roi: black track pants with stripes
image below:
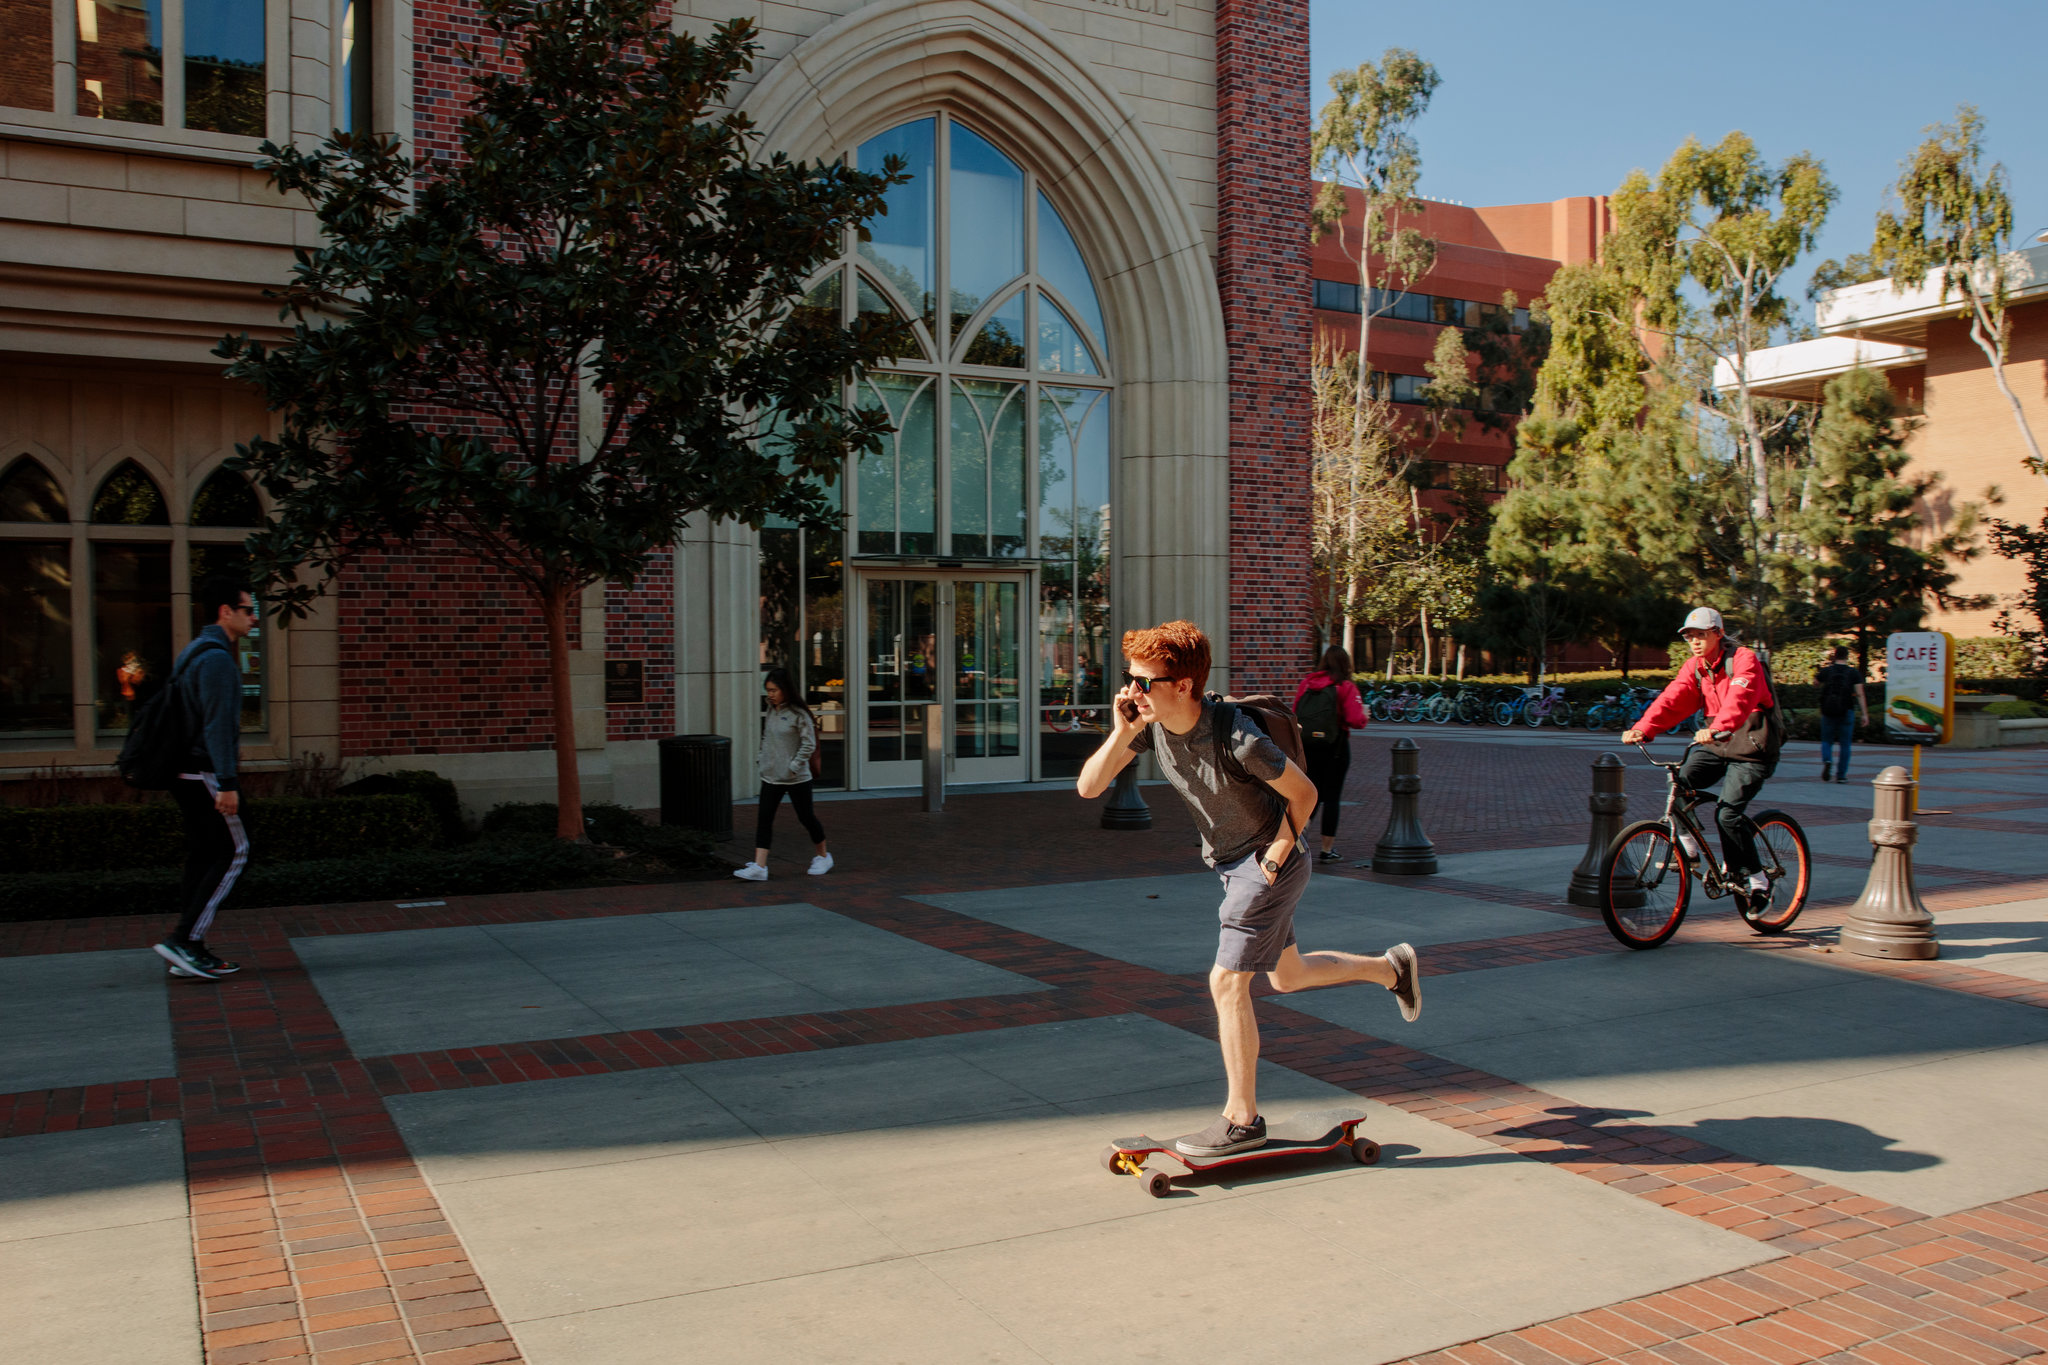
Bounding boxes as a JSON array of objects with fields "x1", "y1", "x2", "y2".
[{"x1": 169, "y1": 775, "x2": 249, "y2": 945}]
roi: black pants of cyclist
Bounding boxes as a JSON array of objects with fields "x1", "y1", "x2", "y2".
[
  {"x1": 755, "y1": 780, "x2": 825, "y2": 849},
  {"x1": 1677, "y1": 748, "x2": 1776, "y2": 877},
  {"x1": 1303, "y1": 741, "x2": 1350, "y2": 838}
]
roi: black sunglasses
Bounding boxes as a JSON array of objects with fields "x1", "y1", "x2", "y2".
[{"x1": 1122, "y1": 671, "x2": 1171, "y2": 693}]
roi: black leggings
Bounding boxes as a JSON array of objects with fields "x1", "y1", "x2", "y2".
[
  {"x1": 1303, "y1": 741, "x2": 1351, "y2": 838},
  {"x1": 755, "y1": 780, "x2": 825, "y2": 849}
]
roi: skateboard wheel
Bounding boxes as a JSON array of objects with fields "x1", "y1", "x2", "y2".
[
  {"x1": 1144, "y1": 1170, "x2": 1172, "y2": 1198},
  {"x1": 1352, "y1": 1138, "x2": 1381, "y2": 1166},
  {"x1": 1099, "y1": 1144, "x2": 1123, "y2": 1174}
]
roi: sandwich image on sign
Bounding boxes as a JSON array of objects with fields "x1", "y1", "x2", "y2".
[{"x1": 1886, "y1": 693, "x2": 1941, "y2": 735}]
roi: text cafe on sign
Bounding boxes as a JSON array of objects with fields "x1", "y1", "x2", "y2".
[{"x1": 1884, "y1": 631, "x2": 1955, "y2": 743}]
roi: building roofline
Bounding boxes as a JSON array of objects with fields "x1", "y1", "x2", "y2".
[
  {"x1": 1711, "y1": 336, "x2": 1925, "y2": 402},
  {"x1": 1815, "y1": 243, "x2": 2048, "y2": 344}
]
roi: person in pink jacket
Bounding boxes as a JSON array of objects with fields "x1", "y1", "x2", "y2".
[
  {"x1": 1293, "y1": 646, "x2": 1369, "y2": 863},
  {"x1": 1622, "y1": 607, "x2": 1784, "y2": 898}
]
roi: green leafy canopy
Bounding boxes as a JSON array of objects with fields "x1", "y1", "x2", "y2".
[{"x1": 215, "y1": 0, "x2": 911, "y2": 615}]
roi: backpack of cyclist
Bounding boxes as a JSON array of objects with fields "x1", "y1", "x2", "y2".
[
  {"x1": 1704, "y1": 649, "x2": 1785, "y2": 762},
  {"x1": 1293, "y1": 682, "x2": 1344, "y2": 750}
]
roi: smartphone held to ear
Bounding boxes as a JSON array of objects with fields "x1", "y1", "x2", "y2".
[{"x1": 1118, "y1": 697, "x2": 1141, "y2": 723}]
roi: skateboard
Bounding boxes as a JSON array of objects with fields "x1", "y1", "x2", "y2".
[{"x1": 1099, "y1": 1108, "x2": 1378, "y2": 1197}]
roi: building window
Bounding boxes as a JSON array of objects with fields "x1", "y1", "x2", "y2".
[
  {"x1": 1313, "y1": 278, "x2": 1361, "y2": 314},
  {"x1": 0, "y1": 0, "x2": 299, "y2": 143},
  {"x1": 768, "y1": 113, "x2": 1115, "y2": 781}
]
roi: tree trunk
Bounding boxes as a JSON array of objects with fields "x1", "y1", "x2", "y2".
[
  {"x1": 1456, "y1": 642, "x2": 1466, "y2": 681},
  {"x1": 1419, "y1": 605, "x2": 1433, "y2": 676},
  {"x1": 1967, "y1": 303, "x2": 2047, "y2": 482},
  {"x1": 540, "y1": 580, "x2": 585, "y2": 841},
  {"x1": 1621, "y1": 640, "x2": 1632, "y2": 680}
]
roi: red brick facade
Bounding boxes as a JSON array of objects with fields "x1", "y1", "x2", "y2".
[{"x1": 1215, "y1": 0, "x2": 1313, "y2": 694}]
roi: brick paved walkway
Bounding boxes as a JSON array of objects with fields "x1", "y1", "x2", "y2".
[{"x1": 3, "y1": 734, "x2": 2043, "y2": 1364}]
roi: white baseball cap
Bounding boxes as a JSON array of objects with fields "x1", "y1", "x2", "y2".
[{"x1": 1679, "y1": 607, "x2": 1724, "y2": 634}]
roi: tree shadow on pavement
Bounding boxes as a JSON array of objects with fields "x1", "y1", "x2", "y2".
[{"x1": 1498, "y1": 1105, "x2": 1941, "y2": 1174}]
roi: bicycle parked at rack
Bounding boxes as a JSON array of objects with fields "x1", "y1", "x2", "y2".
[
  {"x1": 1597, "y1": 743, "x2": 1812, "y2": 949},
  {"x1": 1521, "y1": 684, "x2": 1574, "y2": 729}
]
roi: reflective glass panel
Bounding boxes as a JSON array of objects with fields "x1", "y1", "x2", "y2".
[
  {"x1": 1037, "y1": 387, "x2": 1104, "y2": 561},
  {"x1": 0, "y1": 0, "x2": 55, "y2": 110},
  {"x1": 854, "y1": 272, "x2": 923, "y2": 360},
  {"x1": 189, "y1": 543, "x2": 264, "y2": 731},
  {"x1": 989, "y1": 387, "x2": 1026, "y2": 558},
  {"x1": 791, "y1": 269, "x2": 841, "y2": 336},
  {"x1": 0, "y1": 458, "x2": 67, "y2": 521},
  {"x1": 340, "y1": 0, "x2": 371, "y2": 134},
  {"x1": 759, "y1": 526, "x2": 799, "y2": 673},
  {"x1": 897, "y1": 380, "x2": 936, "y2": 555},
  {"x1": 948, "y1": 381, "x2": 989, "y2": 558},
  {"x1": 855, "y1": 119, "x2": 937, "y2": 340},
  {"x1": 0, "y1": 541, "x2": 72, "y2": 735},
  {"x1": 94, "y1": 542, "x2": 170, "y2": 732},
  {"x1": 190, "y1": 468, "x2": 261, "y2": 525},
  {"x1": 184, "y1": 0, "x2": 263, "y2": 135},
  {"x1": 1036, "y1": 192, "x2": 1107, "y2": 348},
  {"x1": 91, "y1": 460, "x2": 168, "y2": 524},
  {"x1": 947, "y1": 124, "x2": 1024, "y2": 347},
  {"x1": 1036, "y1": 295, "x2": 1098, "y2": 376},
  {"x1": 959, "y1": 289, "x2": 1025, "y2": 369},
  {"x1": 803, "y1": 528, "x2": 846, "y2": 787},
  {"x1": 77, "y1": 0, "x2": 162, "y2": 125}
]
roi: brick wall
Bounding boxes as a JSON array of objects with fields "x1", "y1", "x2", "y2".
[
  {"x1": 336, "y1": 0, "x2": 677, "y2": 760},
  {"x1": 1215, "y1": 0, "x2": 1312, "y2": 692}
]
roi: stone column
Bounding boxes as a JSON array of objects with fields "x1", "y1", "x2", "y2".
[
  {"x1": 1841, "y1": 765, "x2": 1939, "y2": 960},
  {"x1": 1568, "y1": 752, "x2": 1632, "y2": 908}
]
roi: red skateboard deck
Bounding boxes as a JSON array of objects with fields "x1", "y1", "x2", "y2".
[{"x1": 1099, "y1": 1108, "x2": 1377, "y2": 1197}]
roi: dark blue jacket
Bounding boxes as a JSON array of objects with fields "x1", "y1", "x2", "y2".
[{"x1": 174, "y1": 625, "x2": 243, "y2": 790}]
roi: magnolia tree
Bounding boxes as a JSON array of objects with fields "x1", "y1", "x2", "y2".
[{"x1": 219, "y1": 0, "x2": 908, "y2": 839}]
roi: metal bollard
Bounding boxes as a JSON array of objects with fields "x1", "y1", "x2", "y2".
[
  {"x1": 1100, "y1": 761, "x2": 1152, "y2": 830},
  {"x1": 1368, "y1": 738, "x2": 1437, "y2": 874},
  {"x1": 1568, "y1": 752, "x2": 1635, "y2": 908},
  {"x1": 1841, "y1": 765, "x2": 1938, "y2": 960},
  {"x1": 921, "y1": 703, "x2": 945, "y2": 813}
]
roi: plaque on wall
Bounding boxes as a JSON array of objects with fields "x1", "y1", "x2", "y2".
[{"x1": 604, "y1": 659, "x2": 644, "y2": 705}]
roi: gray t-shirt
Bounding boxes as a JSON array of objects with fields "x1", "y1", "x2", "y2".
[{"x1": 1129, "y1": 699, "x2": 1292, "y2": 866}]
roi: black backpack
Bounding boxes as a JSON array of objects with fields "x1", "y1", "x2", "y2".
[
  {"x1": 116, "y1": 640, "x2": 228, "y2": 790},
  {"x1": 1817, "y1": 664, "x2": 1858, "y2": 719},
  {"x1": 1293, "y1": 682, "x2": 1344, "y2": 749}
]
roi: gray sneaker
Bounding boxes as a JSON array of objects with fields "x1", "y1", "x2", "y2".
[
  {"x1": 1387, "y1": 942, "x2": 1422, "y2": 1022},
  {"x1": 154, "y1": 941, "x2": 222, "y2": 980},
  {"x1": 1176, "y1": 1115, "x2": 1266, "y2": 1158}
]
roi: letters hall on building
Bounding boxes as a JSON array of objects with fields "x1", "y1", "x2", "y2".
[{"x1": 0, "y1": 0, "x2": 1316, "y2": 810}]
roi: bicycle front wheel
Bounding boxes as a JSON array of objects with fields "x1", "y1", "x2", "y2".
[
  {"x1": 1741, "y1": 810, "x2": 1811, "y2": 934},
  {"x1": 1428, "y1": 695, "x2": 1453, "y2": 724},
  {"x1": 1455, "y1": 695, "x2": 1482, "y2": 725},
  {"x1": 1552, "y1": 701, "x2": 1574, "y2": 729},
  {"x1": 1601, "y1": 821, "x2": 1691, "y2": 949}
]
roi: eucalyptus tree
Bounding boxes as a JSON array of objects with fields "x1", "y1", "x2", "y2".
[
  {"x1": 1871, "y1": 106, "x2": 2042, "y2": 481},
  {"x1": 217, "y1": 0, "x2": 908, "y2": 838}
]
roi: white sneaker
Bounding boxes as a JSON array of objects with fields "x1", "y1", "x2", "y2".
[
  {"x1": 733, "y1": 862, "x2": 768, "y2": 882},
  {"x1": 808, "y1": 853, "x2": 834, "y2": 876},
  {"x1": 1746, "y1": 871, "x2": 1772, "y2": 894}
]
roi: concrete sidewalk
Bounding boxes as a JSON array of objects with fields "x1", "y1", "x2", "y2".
[{"x1": 2, "y1": 737, "x2": 2044, "y2": 1365}]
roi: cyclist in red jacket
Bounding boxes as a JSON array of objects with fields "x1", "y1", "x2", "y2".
[{"x1": 1621, "y1": 607, "x2": 1785, "y2": 901}]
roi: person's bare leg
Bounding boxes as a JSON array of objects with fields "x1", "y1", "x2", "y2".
[
  {"x1": 1267, "y1": 943, "x2": 1396, "y2": 993},
  {"x1": 1319, "y1": 832, "x2": 1335, "y2": 855},
  {"x1": 753, "y1": 846, "x2": 771, "y2": 865},
  {"x1": 1209, "y1": 965, "x2": 1261, "y2": 1126}
]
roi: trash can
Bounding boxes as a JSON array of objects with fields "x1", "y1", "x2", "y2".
[{"x1": 659, "y1": 734, "x2": 733, "y2": 841}]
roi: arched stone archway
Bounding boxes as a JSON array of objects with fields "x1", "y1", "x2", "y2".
[{"x1": 669, "y1": 0, "x2": 1232, "y2": 786}]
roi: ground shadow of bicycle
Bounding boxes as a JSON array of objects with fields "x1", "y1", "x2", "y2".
[{"x1": 1481, "y1": 1105, "x2": 1941, "y2": 1174}]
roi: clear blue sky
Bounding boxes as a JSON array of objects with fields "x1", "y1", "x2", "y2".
[{"x1": 1310, "y1": 0, "x2": 2045, "y2": 307}]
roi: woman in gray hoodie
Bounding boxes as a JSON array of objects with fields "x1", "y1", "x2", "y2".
[{"x1": 734, "y1": 667, "x2": 832, "y2": 880}]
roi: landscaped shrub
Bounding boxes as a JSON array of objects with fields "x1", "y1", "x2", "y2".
[
  {"x1": 481, "y1": 801, "x2": 723, "y2": 868},
  {"x1": 335, "y1": 769, "x2": 467, "y2": 843},
  {"x1": 1985, "y1": 699, "x2": 2048, "y2": 719},
  {"x1": 0, "y1": 839, "x2": 611, "y2": 923},
  {"x1": 0, "y1": 793, "x2": 437, "y2": 874}
]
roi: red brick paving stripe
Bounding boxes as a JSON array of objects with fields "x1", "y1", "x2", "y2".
[
  {"x1": 168, "y1": 945, "x2": 526, "y2": 1365},
  {"x1": 1385, "y1": 1191, "x2": 2048, "y2": 1365}
]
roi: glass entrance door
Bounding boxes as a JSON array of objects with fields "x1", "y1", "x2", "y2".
[{"x1": 859, "y1": 575, "x2": 1029, "y2": 788}]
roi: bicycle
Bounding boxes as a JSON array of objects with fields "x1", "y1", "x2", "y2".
[
  {"x1": 1489, "y1": 685, "x2": 1528, "y2": 726},
  {"x1": 1597, "y1": 743, "x2": 1812, "y2": 949},
  {"x1": 1449, "y1": 684, "x2": 1486, "y2": 725},
  {"x1": 1522, "y1": 684, "x2": 1573, "y2": 729}
]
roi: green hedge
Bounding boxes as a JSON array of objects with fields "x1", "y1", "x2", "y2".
[
  {"x1": 335, "y1": 770, "x2": 467, "y2": 843},
  {"x1": 0, "y1": 837, "x2": 608, "y2": 923},
  {"x1": 482, "y1": 801, "x2": 722, "y2": 868},
  {"x1": 0, "y1": 793, "x2": 438, "y2": 874}
]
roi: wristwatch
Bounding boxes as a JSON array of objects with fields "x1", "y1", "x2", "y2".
[{"x1": 1261, "y1": 855, "x2": 1283, "y2": 876}]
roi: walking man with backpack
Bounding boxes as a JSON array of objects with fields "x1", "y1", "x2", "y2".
[
  {"x1": 1075, "y1": 621, "x2": 1420, "y2": 1159},
  {"x1": 153, "y1": 577, "x2": 256, "y2": 980},
  {"x1": 1621, "y1": 607, "x2": 1785, "y2": 907},
  {"x1": 1814, "y1": 646, "x2": 1870, "y2": 782}
]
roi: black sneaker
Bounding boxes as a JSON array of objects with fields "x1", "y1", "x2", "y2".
[
  {"x1": 1176, "y1": 1115, "x2": 1266, "y2": 1158},
  {"x1": 154, "y1": 941, "x2": 221, "y2": 979},
  {"x1": 189, "y1": 945, "x2": 242, "y2": 976},
  {"x1": 1819, "y1": 769, "x2": 1832, "y2": 782},
  {"x1": 1386, "y1": 942, "x2": 1422, "y2": 1022},
  {"x1": 1316, "y1": 850, "x2": 1342, "y2": 864}
]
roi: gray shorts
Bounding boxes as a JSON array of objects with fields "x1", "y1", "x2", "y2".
[{"x1": 1213, "y1": 847, "x2": 1309, "y2": 972}]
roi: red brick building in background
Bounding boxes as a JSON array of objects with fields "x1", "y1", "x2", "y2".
[{"x1": 1310, "y1": 188, "x2": 1612, "y2": 497}]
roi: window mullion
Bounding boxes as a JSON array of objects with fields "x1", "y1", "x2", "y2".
[
  {"x1": 68, "y1": 524, "x2": 89, "y2": 752},
  {"x1": 162, "y1": 0, "x2": 185, "y2": 132},
  {"x1": 53, "y1": 0, "x2": 78, "y2": 116}
]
